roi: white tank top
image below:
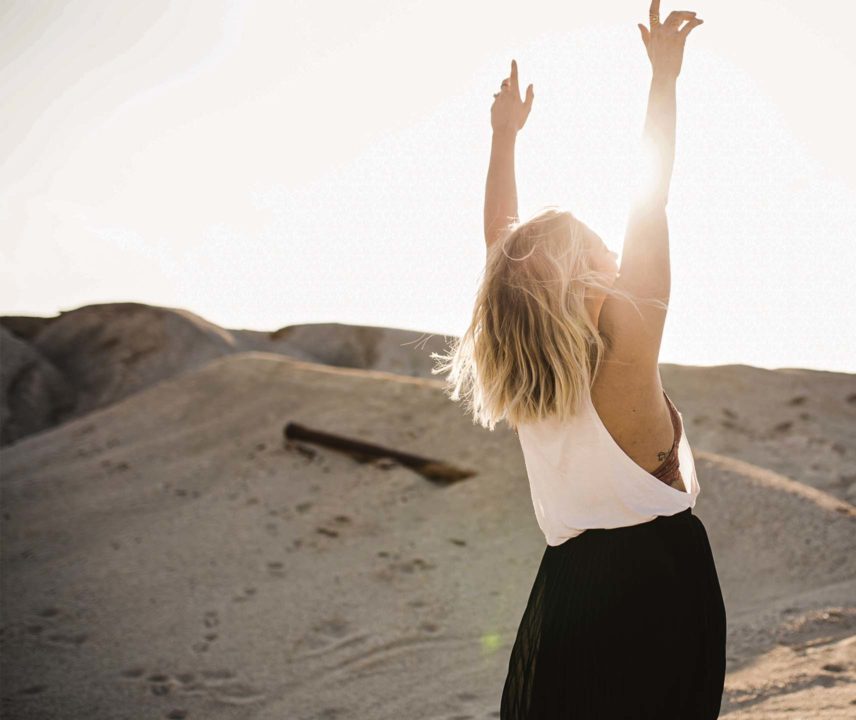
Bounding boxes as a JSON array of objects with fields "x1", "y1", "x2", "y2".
[{"x1": 516, "y1": 388, "x2": 701, "y2": 546}]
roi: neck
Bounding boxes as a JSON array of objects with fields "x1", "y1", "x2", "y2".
[{"x1": 585, "y1": 293, "x2": 605, "y2": 329}]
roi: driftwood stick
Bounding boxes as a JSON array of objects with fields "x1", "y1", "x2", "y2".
[{"x1": 283, "y1": 422, "x2": 475, "y2": 485}]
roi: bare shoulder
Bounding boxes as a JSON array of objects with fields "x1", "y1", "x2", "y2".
[
  {"x1": 598, "y1": 276, "x2": 669, "y2": 369},
  {"x1": 601, "y1": 200, "x2": 672, "y2": 367}
]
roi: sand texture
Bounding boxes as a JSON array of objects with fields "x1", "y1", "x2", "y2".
[{"x1": 1, "y1": 303, "x2": 855, "y2": 719}]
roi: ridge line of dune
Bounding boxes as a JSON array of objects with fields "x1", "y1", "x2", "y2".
[
  {"x1": 695, "y1": 449, "x2": 856, "y2": 517},
  {"x1": 201, "y1": 350, "x2": 448, "y2": 388}
]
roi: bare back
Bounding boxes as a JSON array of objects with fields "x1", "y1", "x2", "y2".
[{"x1": 590, "y1": 329, "x2": 676, "y2": 477}]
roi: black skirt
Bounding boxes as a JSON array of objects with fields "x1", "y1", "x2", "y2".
[{"x1": 500, "y1": 507, "x2": 726, "y2": 719}]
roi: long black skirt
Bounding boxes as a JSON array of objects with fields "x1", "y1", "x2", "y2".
[{"x1": 500, "y1": 507, "x2": 726, "y2": 719}]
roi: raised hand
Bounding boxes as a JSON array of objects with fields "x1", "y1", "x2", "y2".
[
  {"x1": 490, "y1": 59, "x2": 535, "y2": 135},
  {"x1": 637, "y1": 1, "x2": 704, "y2": 79}
]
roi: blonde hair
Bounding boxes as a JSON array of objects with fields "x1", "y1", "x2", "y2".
[{"x1": 430, "y1": 206, "x2": 665, "y2": 432}]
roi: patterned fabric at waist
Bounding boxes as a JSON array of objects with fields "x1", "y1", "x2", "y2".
[{"x1": 651, "y1": 392, "x2": 684, "y2": 490}]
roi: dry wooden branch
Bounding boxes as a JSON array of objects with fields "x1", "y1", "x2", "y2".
[{"x1": 283, "y1": 422, "x2": 476, "y2": 485}]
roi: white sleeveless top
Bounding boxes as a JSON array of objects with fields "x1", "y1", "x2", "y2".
[{"x1": 516, "y1": 389, "x2": 701, "y2": 546}]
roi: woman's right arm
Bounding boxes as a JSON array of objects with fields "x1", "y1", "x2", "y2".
[
  {"x1": 600, "y1": 3, "x2": 704, "y2": 367},
  {"x1": 640, "y1": 71, "x2": 678, "y2": 210},
  {"x1": 634, "y1": 2, "x2": 703, "y2": 208}
]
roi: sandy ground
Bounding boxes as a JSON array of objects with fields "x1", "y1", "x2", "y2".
[{"x1": 1, "y1": 343, "x2": 855, "y2": 719}]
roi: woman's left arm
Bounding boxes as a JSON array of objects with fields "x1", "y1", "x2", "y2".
[{"x1": 484, "y1": 59, "x2": 534, "y2": 249}]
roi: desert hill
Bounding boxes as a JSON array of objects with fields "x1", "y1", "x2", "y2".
[
  {"x1": 1, "y1": 304, "x2": 855, "y2": 718},
  {"x1": 0, "y1": 302, "x2": 448, "y2": 447}
]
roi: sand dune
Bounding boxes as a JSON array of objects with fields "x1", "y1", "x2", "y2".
[
  {"x1": 0, "y1": 303, "x2": 448, "y2": 447},
  {"x1": 1, "y1": 306, "x2": 855, "y2": 718}
]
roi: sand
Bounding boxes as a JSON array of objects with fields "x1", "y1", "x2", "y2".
[{"x1": 1, "y1": 303, "x2": 855, "y2": 718}]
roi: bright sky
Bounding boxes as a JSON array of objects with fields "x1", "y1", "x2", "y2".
[{"x1": 1, "y1": 0, "x2": 854, "y2": 373}]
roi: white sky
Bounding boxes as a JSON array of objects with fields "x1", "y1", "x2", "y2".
[{"x1": 1, "y1": 0, "x2": 854, "y2": 373}]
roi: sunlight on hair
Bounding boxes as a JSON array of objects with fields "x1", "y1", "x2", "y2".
[{"x1": 430, "y1": 208, "x2": 662, "y2": 432}]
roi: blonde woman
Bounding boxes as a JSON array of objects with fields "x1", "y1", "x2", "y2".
[{"x1": 432, "y1": 2, "x2": 725, "y2": 717}]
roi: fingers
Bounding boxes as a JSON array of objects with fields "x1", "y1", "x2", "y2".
[
  {"x1": 649, "y1": 0, "x2": 661, "y2": 21},
  {"x1": 524, "y1": 83, "x2": 534, "y2": 112},
  {"x1": 665, "y1": 10, "x2": 697, "y2": 28},
  {"x1": 679, "y1": 16, "x2": 704, "y2": 37},
  {"x1": 637, "y1": 23, "x2": 650, "y2": 48},
  {"x1": 510, "y1": 58, "x2": 520, "y2": 96}
]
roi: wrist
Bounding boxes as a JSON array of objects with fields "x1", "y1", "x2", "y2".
[
  {"x1": 492, "y1": 127, "x2": 518, "y2": 144},
  {"x1": 651, "y1": 71, "x2": 678, "y2": 87}
]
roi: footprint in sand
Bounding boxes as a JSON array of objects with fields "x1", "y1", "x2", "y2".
[
  {"x1": 210, "y1": 681, "x2": 266, "y2": 706},
  {"x1": 118, "y1": 667, "x2": 265, "y2": 708},
  {"x1": 28, "y1": 607, "x2": 88, "y2": 648},
  {"x1": 294, "y1": 616, "x2": 356, "y2": 654},
  {"x1": 372, "y1": 554, "x2": 436, "y2": 583},
  {"x1": 312, "y1": 709, "x2": 346, "y2": 719},
  {"x1": 232, "y1": 586, "x2": 258, "y2": 603},
  {"x1": 17, "y1": 684, "x2": 48, "y2": 696},
  {"x1": 196, "y1": 669, "x2": 266, "y2": 705},
  {"x1": 772, "y1": 420, "x2": 793, "y2": 433},
  {"x1": 267, "y1": 560, "x2": 285, "y2": 576},
  {"x1": 315, "y1": 617, "x2": 350, "y2": 639},
  {"x1": 147, "y1": 673, "x2": 171, "y2": 696},
  {"x1": 390, "y1": 557, "x2": 437, "y2": 575},
  {"x1": 117, "y1": 670, "x2": 174, "y2": 697}
]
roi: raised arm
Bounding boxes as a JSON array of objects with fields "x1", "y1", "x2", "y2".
[
  {"x1": 633, "y1": 1, "x2": 703, "y2": 209},
  {"x1": 600, "y1": 2, "x2": 704, "y2": 366},
  {"x1": 484, "y1": 59, "x2": 534, "y2": 250}
]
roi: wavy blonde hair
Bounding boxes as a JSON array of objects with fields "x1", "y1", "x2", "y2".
[{"x1": 431, "y1": 206, "x2": 663, "y2": 432}]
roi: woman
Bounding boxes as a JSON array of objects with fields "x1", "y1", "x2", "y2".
[{"x1": 432, "y1": 2, "x2": 725, "y2": 718}]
